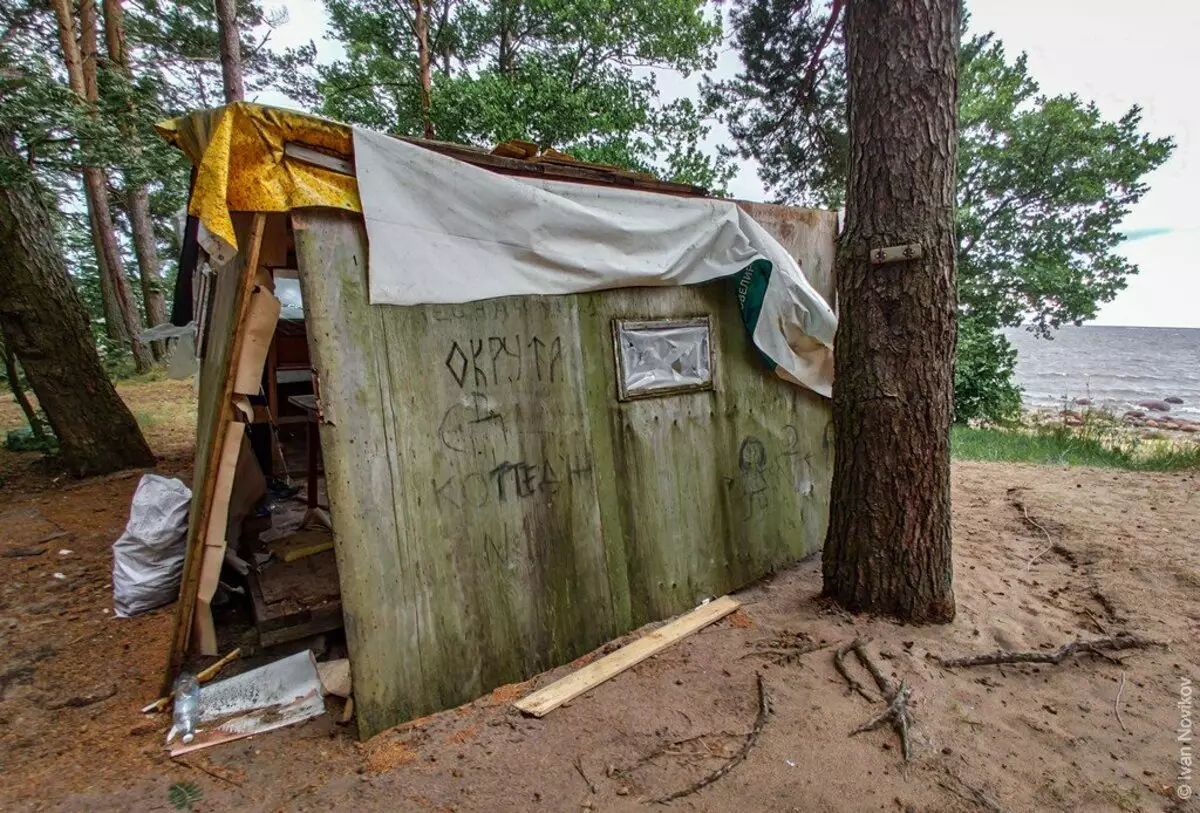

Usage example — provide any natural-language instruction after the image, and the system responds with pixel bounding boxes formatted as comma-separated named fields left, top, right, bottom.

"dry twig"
left=833, top=639, right=876, bottom=702
left=573, top=755, right=597, bottom=794
left=934, top=634, right=1164, bottom=669
left=1115, top=671, right=1129, bottom=733
left=653, top=673, right=769, bottom=804
left=1018, top=502, right=1056, bottom=568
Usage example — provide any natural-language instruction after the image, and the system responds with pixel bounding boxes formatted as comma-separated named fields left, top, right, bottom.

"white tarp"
left=351, top=127, right=837, bottom=396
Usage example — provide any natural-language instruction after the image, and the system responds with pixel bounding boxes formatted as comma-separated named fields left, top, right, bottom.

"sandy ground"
left=1, top=380, right=1198, bottom=813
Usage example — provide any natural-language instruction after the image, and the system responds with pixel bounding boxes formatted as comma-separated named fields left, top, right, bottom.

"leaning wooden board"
left=513, top=596, right=740, bottom=717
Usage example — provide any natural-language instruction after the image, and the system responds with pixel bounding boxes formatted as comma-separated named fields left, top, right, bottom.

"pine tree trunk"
left=413, top=0, right=434, bottom=138
left=53, top=0, right=154, bottom=372
left=101, top=0, right=169, bottom=352
left=214, top=0, right=245, bottom=102
left=821, top=0, right=960, bottom=623
left=0, top=134, right=155, bottom=476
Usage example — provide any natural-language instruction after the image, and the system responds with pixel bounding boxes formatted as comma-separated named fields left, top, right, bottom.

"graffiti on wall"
left=728, top=424, right=815, bottom=522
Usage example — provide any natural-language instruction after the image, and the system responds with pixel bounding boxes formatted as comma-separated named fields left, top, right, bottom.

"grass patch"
left=952, top=425, right=1200, bottom=471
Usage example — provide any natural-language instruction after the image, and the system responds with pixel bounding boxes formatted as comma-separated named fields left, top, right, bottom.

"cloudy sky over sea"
left=257, top=0, right=1200, bottom=329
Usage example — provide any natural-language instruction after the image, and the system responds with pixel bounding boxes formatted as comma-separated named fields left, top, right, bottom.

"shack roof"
left=157, top=102, right=707, bottom=255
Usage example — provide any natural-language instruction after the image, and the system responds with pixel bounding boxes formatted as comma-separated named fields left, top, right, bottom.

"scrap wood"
left=513, top=596, right=739, bottom=717
left=279, top=539, right=334, bottom=563
left=934, top=634, right=1164, bottom=669
left=652, top=673, right=769, bottom=804
left=142, top=647, right=242, bottom=714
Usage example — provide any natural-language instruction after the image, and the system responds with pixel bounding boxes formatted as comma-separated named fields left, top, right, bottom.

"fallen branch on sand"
left=845, top=640, right=914, bottom=761
left=1115, top=671, right=1130, bottom=733
left=1013, top=499, right=1057, bottom=569
left=833, top=639, right=876, bottom=703
left=573, top=755, right=597, bottom=794
left=653, top=673, right=769, bottom=804
left=934, top=634, right=1164, bottom=669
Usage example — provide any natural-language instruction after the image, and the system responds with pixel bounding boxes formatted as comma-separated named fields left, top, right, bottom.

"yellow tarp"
left=156, top=103, right=361, bottom=253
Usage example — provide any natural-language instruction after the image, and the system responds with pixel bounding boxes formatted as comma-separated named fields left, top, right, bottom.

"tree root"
left=742, top=631, right=828, bottom=666
left=851, top=680, right=913, bottom=761
left=934, top=633, right=1165, bottom=669
left=653, top=673, right=770, bottom=804
left=839, top=639, right=913, bottom=761
left=937, top=773, right=1003, bottom=812
left=833, top=639, right=876, bottom=702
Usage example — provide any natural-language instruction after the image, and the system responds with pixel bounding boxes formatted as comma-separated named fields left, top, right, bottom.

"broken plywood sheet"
left=169, top=650, right=325, bottom=756
left=233, top=286, right=281, bottom=395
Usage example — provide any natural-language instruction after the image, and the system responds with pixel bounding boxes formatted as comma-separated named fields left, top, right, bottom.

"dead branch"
left=833, top=639, right=876, bottom=702
left=573, top=755, right=597, bottom=794
left=653, top=673, right=769, bottom=804
left=934, top=634, right=1165, bottom=669
left=1115, top=671, right=1129, bottom=733
left=1020, top=502, right=1056, bottom=568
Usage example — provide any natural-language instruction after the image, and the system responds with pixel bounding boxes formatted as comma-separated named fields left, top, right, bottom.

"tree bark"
left=214, top=0, right=245, bottom=102
left=101, top=0, right=169, bottom=352
left=821, top=0, right=960, bottom=623
left=0, top=134, right=155, bottom=476
left=52, top=0, right=154, bottom=372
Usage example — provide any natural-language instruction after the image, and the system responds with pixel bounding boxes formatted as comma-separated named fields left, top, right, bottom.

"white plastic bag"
left=112, top=474, right=192, bottom=617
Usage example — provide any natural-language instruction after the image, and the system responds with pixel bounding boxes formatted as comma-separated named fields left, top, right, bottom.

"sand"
left=0, top=381, right=1197, bottom=812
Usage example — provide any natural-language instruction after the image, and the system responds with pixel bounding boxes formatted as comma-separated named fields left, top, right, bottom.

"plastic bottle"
left=173, top=673, right=201, bottom=744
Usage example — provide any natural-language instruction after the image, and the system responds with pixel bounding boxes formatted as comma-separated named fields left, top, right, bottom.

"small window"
left=613, top=317, right=714, bottom=401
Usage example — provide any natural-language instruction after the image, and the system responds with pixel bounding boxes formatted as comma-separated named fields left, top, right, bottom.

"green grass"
left=952, top=425, right=1200, bottom=471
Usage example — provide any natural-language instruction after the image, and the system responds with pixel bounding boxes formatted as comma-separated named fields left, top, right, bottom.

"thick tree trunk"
left=0, top=135, right=155, bottom=476
left=214, top=0, right=245, bottom=102
left=821, top=0, right=960, bottom=623
left=101, top=0, right=169, bottom=351
left=53, top=0, right=154, bottom=372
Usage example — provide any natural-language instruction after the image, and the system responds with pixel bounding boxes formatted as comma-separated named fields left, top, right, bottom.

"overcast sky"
left=260, top=0, right=1198, bottom=328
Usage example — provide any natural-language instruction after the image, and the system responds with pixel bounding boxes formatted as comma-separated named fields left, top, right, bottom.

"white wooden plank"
left=513, top=595, right=740, bottom=717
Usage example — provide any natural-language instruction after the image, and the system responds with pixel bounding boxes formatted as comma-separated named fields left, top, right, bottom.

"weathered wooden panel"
left=293, top=206, right=834, bottom=738
left=737, top=202, right=839, bottom=306
left=162, top=214, right=263, bottom=690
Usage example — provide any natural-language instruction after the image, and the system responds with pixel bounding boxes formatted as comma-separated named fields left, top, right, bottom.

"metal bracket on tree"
left=870, top=243, right=924, bottom=265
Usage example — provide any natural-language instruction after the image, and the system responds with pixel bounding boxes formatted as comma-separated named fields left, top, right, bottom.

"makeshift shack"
left=157, top=103, right=839, bottom=738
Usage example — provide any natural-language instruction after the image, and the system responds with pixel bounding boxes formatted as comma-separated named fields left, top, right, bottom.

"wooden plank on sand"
left=513, top=596, right=740, bottom=718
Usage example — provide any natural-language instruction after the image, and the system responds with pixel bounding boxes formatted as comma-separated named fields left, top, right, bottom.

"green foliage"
left=167, top=780, right=203, bottom=811
left=954, top=316, right=1022, bottom=424
left=285, top=0, right=734, bottom=191
left=713, top=1, right=1174, bottom=413
left=951, top=425, right=1200, bottom=472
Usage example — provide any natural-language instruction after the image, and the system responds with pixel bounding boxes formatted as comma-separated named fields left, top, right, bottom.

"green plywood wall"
left=292, top=207, right=835, bottom=738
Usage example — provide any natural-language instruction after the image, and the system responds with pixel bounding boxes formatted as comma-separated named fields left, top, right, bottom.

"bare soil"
left=1, top=381, right=1198, bottom=812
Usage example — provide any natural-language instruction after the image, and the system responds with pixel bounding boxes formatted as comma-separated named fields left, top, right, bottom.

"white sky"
left=261, top=0, right=1199, bottom=328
